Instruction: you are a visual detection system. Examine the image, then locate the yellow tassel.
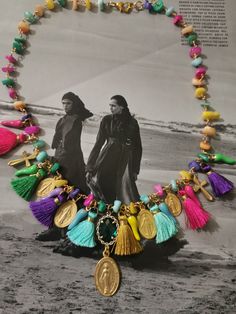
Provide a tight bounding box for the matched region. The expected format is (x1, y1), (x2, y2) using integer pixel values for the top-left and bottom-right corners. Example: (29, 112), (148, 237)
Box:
(114, 216), (142, 256)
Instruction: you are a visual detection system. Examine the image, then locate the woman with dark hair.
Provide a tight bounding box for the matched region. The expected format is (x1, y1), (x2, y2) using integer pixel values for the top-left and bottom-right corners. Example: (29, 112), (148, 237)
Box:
(35, 92), (93, 241)
(86, 95), (142, 204)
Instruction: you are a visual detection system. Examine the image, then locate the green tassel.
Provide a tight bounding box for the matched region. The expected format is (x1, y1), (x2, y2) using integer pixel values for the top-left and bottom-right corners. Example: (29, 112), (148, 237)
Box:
(15, 164), (38, 177)
(11, 169), (47, 201)
(67, 211), (97, 248)
(153, 212), (177, 244)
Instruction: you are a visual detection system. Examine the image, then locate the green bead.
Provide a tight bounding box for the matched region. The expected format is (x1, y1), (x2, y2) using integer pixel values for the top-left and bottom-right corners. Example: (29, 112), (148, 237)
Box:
(187, 32), (198, 45)
(151, 0), (164, 13)
(24, 11), (38, 24)
(2, 78), (15, 87)
(15, 164), (38, 177)
(50, 162), (60, 174)
(213, 153), (236, 165)
(197, 153), (210, 163)
(98, 201), (106, 213)
(14, 36), (27, 44)
(33, 140), (46, 149)
(13, 41), (24, 54)
(57, 0), (67, 7)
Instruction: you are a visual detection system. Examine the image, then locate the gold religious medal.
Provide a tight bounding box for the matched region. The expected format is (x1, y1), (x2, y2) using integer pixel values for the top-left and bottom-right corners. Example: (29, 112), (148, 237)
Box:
(36, 178), (68, 197)
(94, 246), (120, 297)
(165, 192), (182, 217)
(54, 200), (77, 228)
(137, 204), (156, 239)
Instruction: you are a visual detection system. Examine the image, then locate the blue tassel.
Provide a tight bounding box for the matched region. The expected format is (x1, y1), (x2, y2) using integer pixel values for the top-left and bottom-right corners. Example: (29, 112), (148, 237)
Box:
(153, 212), (177, 244)
(159, 202), (177, 225)
(67, 211), (97, 248)
(67, 208), (88, 230)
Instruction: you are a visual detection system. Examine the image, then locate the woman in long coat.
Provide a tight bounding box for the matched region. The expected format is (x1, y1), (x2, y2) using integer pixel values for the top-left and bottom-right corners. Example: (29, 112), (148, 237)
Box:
(86, 95), (142, 204)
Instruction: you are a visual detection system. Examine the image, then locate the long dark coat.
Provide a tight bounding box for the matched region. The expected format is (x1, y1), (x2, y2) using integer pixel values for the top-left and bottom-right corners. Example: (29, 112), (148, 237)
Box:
(86, 114), (142, 204)
(52, 114), (88, 193)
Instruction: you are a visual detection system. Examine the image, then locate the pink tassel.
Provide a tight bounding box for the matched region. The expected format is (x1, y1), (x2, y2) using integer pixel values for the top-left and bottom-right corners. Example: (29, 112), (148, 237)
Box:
(184, 185), (201, 207)
(1, 119), (24, 129)
(0, 127), (26, 156)
(24, 126), (40, 135)
(179, 190), (210, 230)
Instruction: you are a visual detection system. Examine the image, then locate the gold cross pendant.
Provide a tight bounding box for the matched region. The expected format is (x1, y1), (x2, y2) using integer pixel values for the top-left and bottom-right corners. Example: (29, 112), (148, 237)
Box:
(8, 150), (39, 167)
(193, 174), (214, 201)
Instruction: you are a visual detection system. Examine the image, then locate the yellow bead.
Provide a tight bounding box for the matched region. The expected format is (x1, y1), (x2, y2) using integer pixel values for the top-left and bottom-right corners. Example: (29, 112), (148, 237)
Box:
(45, 0), (55, 10)
(85, 0), (91, 10)
(35, 4), (45, 17)
(179, 170), (192, 182)
(192, 78), (206, 87)
(202, 111), (220, 121)
(200, 141), (212, 151)
(127, 216), (140, 241)
(18, 21), (30, 34)
(181, 25), (193, 35)
(195, 87), (207, 99)
(201, 126), (216, 137)
(129, 202), (137, 214)
(13, 101), (26, 111)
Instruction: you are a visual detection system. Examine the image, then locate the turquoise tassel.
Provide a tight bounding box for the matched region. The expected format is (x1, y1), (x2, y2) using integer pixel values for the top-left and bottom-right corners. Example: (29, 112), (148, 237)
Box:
(67, 208), (88, 230)
(153, 212), (177, 244)
(159, 202), (177, 225)
(67, 211), (97, 248)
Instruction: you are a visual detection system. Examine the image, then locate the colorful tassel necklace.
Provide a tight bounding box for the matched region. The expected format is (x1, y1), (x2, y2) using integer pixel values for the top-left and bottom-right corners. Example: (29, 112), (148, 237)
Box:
(1, 0), (235, 297)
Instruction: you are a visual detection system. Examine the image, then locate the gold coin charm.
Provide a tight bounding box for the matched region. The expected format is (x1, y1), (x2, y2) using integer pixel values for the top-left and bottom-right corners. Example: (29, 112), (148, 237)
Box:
(54, 200), (77, 228)
(165, 192), (182, 217)
(137, 206), (156, 239)
(95, 247), (120, 297)
(36, 178), (56, 197)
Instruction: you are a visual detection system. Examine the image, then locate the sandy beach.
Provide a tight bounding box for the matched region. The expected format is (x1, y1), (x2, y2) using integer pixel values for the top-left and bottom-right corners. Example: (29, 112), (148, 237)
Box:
(0, 111), (236, 313)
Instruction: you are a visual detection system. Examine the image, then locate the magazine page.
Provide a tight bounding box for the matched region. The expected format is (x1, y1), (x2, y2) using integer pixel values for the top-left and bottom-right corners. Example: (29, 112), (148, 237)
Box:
(0, 0), (235, 312)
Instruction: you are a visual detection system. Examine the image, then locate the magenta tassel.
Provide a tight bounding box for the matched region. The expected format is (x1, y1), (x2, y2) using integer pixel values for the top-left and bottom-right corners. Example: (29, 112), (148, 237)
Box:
(207, 171), (234, 197)
(1, 119), (24, 129)
(0, 128), (26, 156)
(184, 185), (202, 207)
(29, 194), (65, 227)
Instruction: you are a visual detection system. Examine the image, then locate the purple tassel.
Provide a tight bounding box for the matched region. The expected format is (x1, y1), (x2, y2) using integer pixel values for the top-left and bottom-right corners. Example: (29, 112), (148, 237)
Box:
(29, 194), (66, 227)
(201, 164), (234, 197)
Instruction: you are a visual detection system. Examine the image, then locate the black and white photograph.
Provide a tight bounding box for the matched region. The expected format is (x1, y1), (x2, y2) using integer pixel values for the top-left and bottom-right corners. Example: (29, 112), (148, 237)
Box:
(0, 0), (236, 313)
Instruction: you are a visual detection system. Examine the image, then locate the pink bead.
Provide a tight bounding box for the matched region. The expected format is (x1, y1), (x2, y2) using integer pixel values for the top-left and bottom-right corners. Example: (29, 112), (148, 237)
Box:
(173, 15), (183, 25)
(189, 47), (202, 58)
(154, 184), (164, 197)
(195, 66), (207, 79)
(5, 55), (17, 64)
(2, 65), (15, 73)
(8, 88), (17, 99)
(83, 193), (94, 207)
(24, 125), (40, 135)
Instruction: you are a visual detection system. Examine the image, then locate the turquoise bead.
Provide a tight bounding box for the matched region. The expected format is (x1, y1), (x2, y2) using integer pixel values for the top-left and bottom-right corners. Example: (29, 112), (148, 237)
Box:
(98, 0), (105, 11)
(36, 151), (48, 162)
(197, 153), (210, 163)
(165, 6), (175, 16)
(12, 41), (24, 55)
(112, 200), (122, 213)
(191, 57), (203, 67)
(140, 194), (149, 204)
(170, 180), (178, 192)
(151, 0), (164, 13)
(88, 211), (97, 219)
(187, 32), (198, 45)
(2, 78), (15, 87)
(24, 11), (38, 24)
(33, 139), (46, 149)
(57, 0), (67, 7)
(150, 204), (159, 212)
(50, 162), (60, 174)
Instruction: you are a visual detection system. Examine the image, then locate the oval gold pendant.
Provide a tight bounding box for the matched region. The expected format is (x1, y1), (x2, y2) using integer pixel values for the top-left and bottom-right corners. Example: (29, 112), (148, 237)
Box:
(165, 193), (182, 217)
(54, 200), (77, 228)
(137, 209), (156, 239)
(95, 256), (120, 297)
(36, 178), (56, 197)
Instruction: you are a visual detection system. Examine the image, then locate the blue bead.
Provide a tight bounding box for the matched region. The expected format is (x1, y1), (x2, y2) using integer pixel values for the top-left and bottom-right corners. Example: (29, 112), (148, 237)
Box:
(140, 194), (149, 204)
(191, 57), (203, 67)
(170, 180), (178, 192)
(36, 151), (48, 162)
(166, 6), (175, 16)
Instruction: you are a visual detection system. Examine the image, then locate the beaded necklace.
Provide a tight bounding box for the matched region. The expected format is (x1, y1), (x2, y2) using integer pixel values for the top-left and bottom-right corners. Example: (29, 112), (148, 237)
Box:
(1, 0), (235, 297)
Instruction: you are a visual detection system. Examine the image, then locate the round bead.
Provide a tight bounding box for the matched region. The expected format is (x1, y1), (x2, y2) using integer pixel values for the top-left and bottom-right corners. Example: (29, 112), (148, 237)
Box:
(13, 101), (26, 111)
(8, 88), (17, 99)
(71, 0), (78, 10)
(24, 125), (40, 135)
(57, 0), (67, 7)
(191, 57), (203, 67)
(181, 25), (193, 36)
(189, 46), (202, 58)
(35, 5), (45, 17)
(85, 0), (91, 10)
(45, 0), (55, 10)
(24, 11), (38, 24)
(202, 126), (216, 137)
(151, 0), (164, 13)
(165, 7), (175, 17)
(33, 139), (46, 149)
(188, 161), (201, 172)
(195, 87), (207, 99)
(21, 113), (32, 121)
(202, 111), (220, 121)
(36, 151), (48, 162)
(18, 21), (30, 34)
(173, 15), (183, 25)
(5, 55), (17, 64)
(200, 141), (211, 151)
(195, 66), (207, 79)
(144, 0), (152, 10)
(187, 32), (198, 45)
(179, 170), (192, 182)
(192, 78), (206, 87)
